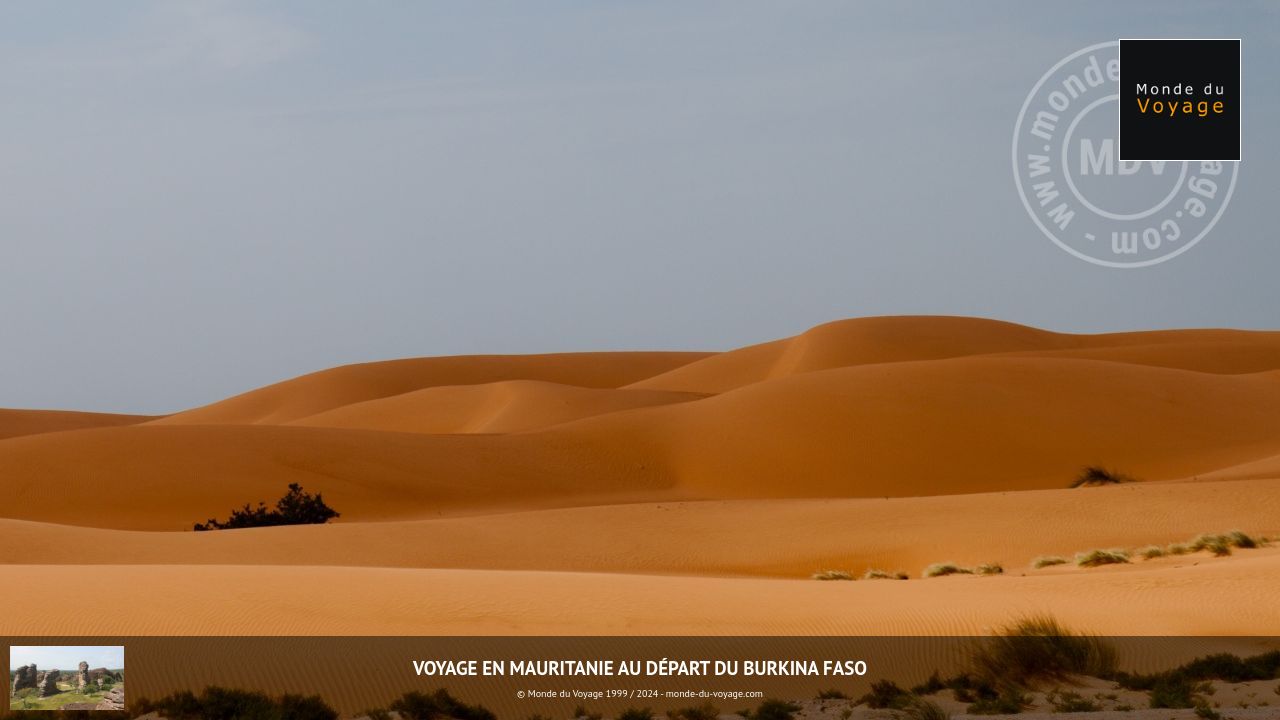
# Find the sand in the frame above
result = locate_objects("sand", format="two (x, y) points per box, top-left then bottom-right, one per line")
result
(2, 316), (1279, 637)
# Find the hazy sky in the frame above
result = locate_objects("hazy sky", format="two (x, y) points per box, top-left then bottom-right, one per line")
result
(9, 646), (124, 671)
(2, 1), (1277, 414)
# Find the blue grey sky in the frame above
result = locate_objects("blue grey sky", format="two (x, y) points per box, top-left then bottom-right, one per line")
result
(9, 645), (124, 671)
(2, 1), (1277, 414)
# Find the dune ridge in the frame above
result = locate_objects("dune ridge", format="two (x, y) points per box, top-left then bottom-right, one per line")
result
(3, 316), (1280, 636)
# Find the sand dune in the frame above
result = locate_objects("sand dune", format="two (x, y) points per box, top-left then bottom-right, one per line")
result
(151, 351), (710, 425)
(4, 316), (1280, 638)
(5, 356), (1280, 530)
(0, 423), (674, 530)
(5, 552), (1280, 636)
(636, 358), (1280, 498)
(629, 316), (1280, 393)
(289, 380), (705, 434)
(0, 408), (152, 441)
(4, 479), (1277, 578)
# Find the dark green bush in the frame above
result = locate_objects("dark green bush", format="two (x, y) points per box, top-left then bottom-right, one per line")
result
(392, 690), (496, 720)
(857, 679), (912, 709)
(617, 707), (654, 720)
(751, 699), (801, 720)
(666, 703), (717, 720)
(194, 483), (340, 531)
(966, 688), (1028, 715)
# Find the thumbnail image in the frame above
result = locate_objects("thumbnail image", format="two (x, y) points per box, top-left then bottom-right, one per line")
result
(8, 646), (124, 713)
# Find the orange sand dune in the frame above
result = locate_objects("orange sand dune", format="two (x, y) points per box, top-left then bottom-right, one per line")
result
(5, 357), (1280, 530)
(5, 553), (1280, 636)
(629, 316), (1280, 393)
(621, 357), (1280, 499)
(152, 351), (710, 425)
(5, 316), (1280, 639)
(0, 408), (153, 441)
(992, 339), (1280, 375)
(0, 423), (673, 530)
(3, 478), (1277, 578)
(289, 380), (705, 434)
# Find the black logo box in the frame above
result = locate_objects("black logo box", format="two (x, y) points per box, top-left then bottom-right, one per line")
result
(1119, 38), (1241, 161)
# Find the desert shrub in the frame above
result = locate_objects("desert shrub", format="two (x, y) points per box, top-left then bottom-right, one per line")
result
(857, 680), (912, 709)
(975, 562), (1003, 576)
(1190, 534), (1232, 556)
(1071, 466), (1133, 488)
(617, 708), (653, 720)
(970, 615), (1117, 687)
(810, 569), (853, 580)
(1195, 704), (1223, 719)
(966, 687), (1028, 715)
(573, 706), (603, 720)
(751, 699), (801, 720)
(666, 704), (717, 720)
(1031, 555), (1068, 569)
(862, 568), (908, 580)
(1046, 689), (1101, 712)
(815, 688), (848, 699)
(1227, 529), (1260, 548)
(923, 562), (973, 578)
(911, 671), (947, 696)
(903, 698), (952, 720)
(130, 686), (338, 720)
(1167, 542), (1193, 555)
(1139, 544), (1166, 560)
(194, 483), (340, 531)
(1075, 548), (1130, 567)
(1148, 675), (1198, 709)
(392, 690), (496, 720)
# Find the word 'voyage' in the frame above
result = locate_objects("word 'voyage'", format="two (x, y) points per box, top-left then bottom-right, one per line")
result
(411, 659), (869, 677)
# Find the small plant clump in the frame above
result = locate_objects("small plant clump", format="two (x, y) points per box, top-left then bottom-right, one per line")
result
(1071, 465), (1134, 488)
(1031, 555), (1068, 569)
(1046, 689), (1102, 712)
(975, 562), (1004, 576)
(194, 483), (340, 531)
(666, 703), (716, 720)
(750, 699), (801, 720)
(862, 568), (909, 580)
(902, 699), (951, 720)
(1139, 544), (1166, 560)
(811, 569), (854, 581)
(1075, 548), (1130, 567)
(970, 615), (1118, 686)
(856, 680), (913, 710)
(923, 562), (974, 578)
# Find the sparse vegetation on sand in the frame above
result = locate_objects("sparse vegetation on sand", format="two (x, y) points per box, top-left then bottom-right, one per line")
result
(1030, 528), (1270, 571)
(902, 698), (951, 720)
(1070, 465), (1135, 488)
(810, 569), (854, 581)
(1075, 548), (1131, 567)
(923, 562), (974, 578)
(666, 703), (717, 720)
(975, 562), (1003, 576)
(194, 483), (340, 531)
(1138, 544), (1166, 559)
(862, 568), (909, 580)
(750, 699), (801, 720)
(131, 686), (339, 720)
(970, 615), (1118, 686)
